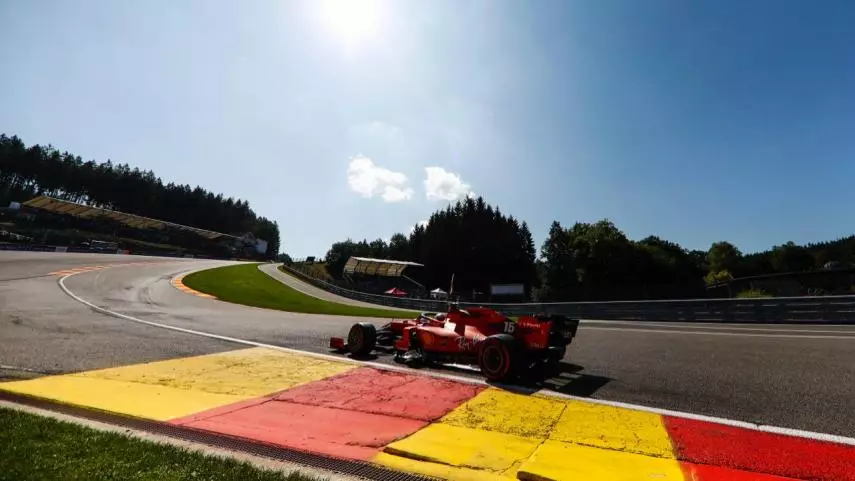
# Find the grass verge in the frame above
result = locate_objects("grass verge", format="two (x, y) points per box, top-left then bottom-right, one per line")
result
(292, 262), (333, 281)
(183, 263), (416, 318)
(0, 407), (326, 481)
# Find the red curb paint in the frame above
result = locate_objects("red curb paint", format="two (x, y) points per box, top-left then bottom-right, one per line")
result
(178, 399), (428, 461)
(274, 367), (485, 421)
(680, 462), (801, 481)
(664, 416), (855, 481)
(169, 396), (271, 425)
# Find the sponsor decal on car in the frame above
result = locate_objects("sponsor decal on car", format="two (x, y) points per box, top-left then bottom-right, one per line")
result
(457, 334), (486, 351)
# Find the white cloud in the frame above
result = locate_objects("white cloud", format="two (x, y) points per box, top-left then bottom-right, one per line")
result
(347, 155), (413, 202)
(424, 167), (474, 201)
(382, 185), (413, 202)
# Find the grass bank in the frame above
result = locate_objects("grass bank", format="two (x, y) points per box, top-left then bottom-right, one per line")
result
(291, 262), (333, 281)
(183, 263), (416, 318)
(0, 407), (326, 481)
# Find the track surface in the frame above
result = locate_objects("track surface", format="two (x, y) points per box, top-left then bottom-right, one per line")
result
(1, 252), (854, 437)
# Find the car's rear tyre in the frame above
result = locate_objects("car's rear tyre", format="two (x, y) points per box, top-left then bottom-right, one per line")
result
(347, 322), (376, 356)
(478, 334), (519, 382)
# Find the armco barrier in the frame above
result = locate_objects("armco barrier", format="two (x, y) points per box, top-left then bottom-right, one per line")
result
(0, 243), (192, 258)
(281, 264), (855, 323)
(0, 243), (58, 252)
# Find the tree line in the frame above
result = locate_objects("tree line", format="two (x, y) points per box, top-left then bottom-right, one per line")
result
(703, 237), (855, 283)
(322, 198), (855, 301)
(324, 196), (538, 297)
(0, 134), (279, 258)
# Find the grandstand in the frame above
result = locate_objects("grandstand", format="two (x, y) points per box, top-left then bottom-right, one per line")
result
(290, 256), (428, 297)
(6, 196), (268, 259)
(342, 257), (425, 296)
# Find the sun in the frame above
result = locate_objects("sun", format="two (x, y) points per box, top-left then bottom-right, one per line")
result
(315, 0), (387, 50)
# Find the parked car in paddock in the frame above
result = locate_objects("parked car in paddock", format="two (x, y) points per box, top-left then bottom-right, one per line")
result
(329, 304), (580, 382)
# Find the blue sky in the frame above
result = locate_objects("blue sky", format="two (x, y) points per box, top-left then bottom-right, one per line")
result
(2, 0), (853, 258)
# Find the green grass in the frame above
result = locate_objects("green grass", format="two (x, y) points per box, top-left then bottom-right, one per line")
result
(292, 262), (333, 281)
(0, 407), (326, 481)
(183, 263), (417, 318)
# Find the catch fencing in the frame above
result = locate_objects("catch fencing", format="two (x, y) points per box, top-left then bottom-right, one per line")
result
(281, 263), (855, 323)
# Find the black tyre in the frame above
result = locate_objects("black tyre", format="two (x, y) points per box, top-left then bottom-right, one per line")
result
(478, 334), (519, 382)
(347, 322), (377, 356)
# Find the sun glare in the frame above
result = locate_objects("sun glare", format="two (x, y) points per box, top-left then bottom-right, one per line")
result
(316, 0), (387, 50)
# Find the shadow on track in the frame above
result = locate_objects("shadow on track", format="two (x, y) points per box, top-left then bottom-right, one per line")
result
(541, 362), (612, 397)
(488, 362), (612, 398)
(336, 348), (612, 398)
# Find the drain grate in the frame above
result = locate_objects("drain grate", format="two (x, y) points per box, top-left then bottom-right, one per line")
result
(0, 391), (440, 481)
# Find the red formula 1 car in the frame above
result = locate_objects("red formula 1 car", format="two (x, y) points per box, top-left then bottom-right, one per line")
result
(329, 304), (580, 382)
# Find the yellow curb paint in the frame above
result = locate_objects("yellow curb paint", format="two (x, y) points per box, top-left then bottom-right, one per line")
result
(391, 387), (682, 479)
(76, 347), (356, 397)
(373, 453), (513, 481)
(48, 263), (156, 276)
(0, 348), (356, 420)
(171, 274), (216, 299)
(0, 376), (246, 421)
(383, 423), (540, 473)
(439, 388), (566, 439)
(517, 440), (686, 481)
(48, 269), (91, 276)
(549, 399), (677, 459)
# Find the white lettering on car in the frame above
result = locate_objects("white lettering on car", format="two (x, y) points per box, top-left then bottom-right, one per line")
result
(457, 334), (486, 351)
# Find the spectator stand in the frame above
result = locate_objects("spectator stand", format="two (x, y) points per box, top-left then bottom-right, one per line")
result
(342, 256), (426, 297)
(13, 195), (266, 259)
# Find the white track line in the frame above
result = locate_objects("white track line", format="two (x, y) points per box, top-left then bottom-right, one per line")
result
(0, 365), (45, 373)
(583, 326), (855, 339)
(583, 319), (855, 334)
(57, 270), (855, 447)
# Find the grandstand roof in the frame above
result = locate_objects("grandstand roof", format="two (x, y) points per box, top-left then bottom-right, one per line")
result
(22, 196), (237, 240)
(343, 256), (423, 277)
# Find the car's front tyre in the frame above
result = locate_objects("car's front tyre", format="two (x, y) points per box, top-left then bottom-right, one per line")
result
(347, 322), (377, 356)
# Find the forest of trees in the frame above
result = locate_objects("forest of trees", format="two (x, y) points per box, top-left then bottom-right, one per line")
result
(323, 197), (855, 301)
(0, 134), (279, 258)
(324, 196), (538, 297)
(537, 221), (708, 301)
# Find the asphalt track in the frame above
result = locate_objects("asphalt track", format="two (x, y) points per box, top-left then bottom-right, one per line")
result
(1, 252), (854, 438)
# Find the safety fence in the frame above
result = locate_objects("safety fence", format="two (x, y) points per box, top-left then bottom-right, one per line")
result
(0, 242), (231, 259)
(281, 263), (855, 323)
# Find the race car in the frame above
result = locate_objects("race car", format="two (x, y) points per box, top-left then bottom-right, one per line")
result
(329, 304), (580, 382)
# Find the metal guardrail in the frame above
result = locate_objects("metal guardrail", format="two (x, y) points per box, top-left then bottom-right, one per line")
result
(0, 242), (209, 258)
(282, 263), (855, 323)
